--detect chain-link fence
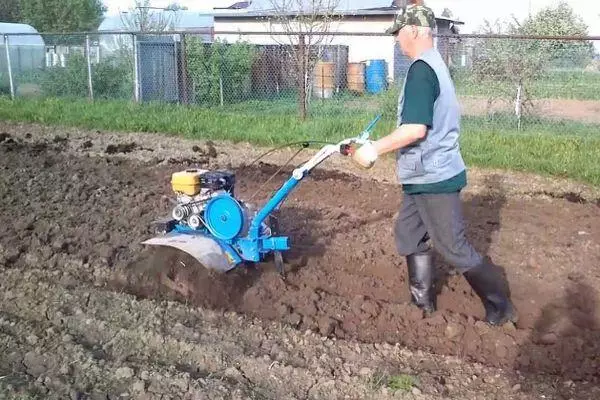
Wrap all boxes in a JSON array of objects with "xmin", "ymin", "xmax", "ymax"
[
  {"xmin": 1, "ymin": 33, "xmax": 133, "ymax": 100},
  {"xmin": 1, "ymin": 30, "xmax": 599, "ymax": 134},
  {"xmin": 448, "ymin": 34, "xmax": 600, "ymax": 134}
]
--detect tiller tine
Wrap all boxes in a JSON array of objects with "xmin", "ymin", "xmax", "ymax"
[{"xmin": 142, "ymin": 232, "xmax": 238, "ymax": 274}]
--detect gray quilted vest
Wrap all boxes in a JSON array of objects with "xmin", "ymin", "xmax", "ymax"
[{"xmin": 396, "ymin": 47, "xmax": 465, "ymax": 185}]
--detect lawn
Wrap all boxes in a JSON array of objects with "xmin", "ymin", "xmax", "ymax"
[{"xmin": 1, "ymin": 96, "xmax": 599, "ymax": 187}]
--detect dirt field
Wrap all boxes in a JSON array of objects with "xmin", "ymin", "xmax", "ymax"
[
  {"xmin": 460, "ymin": 96, "xmax": 600, "ymax": 124},
  {"xmin": 1, "ymin": 122, "xmax": 600, "ymax": 399}
]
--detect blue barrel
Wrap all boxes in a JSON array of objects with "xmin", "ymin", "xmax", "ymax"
[{"xmin": 365, "ymin": 59, "xmax": 388, "ymax": 94}]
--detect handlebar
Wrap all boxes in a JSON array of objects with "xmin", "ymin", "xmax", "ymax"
[
  {"xmin": 361, "ymin": 114, "xmax": 382, "ymax": 140},
  {"xmin": 292, "ymin": 114, "xmax": 382, "ymax": 179},
  {"xmin": 339, "ymin": 114, "xmax": 382, "ymax": 156},
  {"xmin": 251, "ymin": 114, "xmax": 383, "ymax": 236}
]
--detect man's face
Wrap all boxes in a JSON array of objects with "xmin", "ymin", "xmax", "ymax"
[{"xmin": 395, "ymin": 26, "xmax": 414, "ymax": 57}]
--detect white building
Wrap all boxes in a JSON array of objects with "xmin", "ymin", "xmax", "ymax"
[
  {"xmin": 97, "ymin": 11, "xmax": 214, "ymax": 55},
  {"xmin": 212, "ymin": 0, "xmax": 463, "ymax": 83}
]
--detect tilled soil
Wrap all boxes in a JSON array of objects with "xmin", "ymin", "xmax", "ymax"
[{"xmin": 1, "ymin": 123, "xmax": 600, "ymax": 399}]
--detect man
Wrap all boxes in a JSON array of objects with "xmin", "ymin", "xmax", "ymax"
[{"xmin": 351, "ymin": 1, "xmax": 518, "ymax": 326}]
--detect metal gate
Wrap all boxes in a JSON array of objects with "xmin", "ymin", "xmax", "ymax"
[{"xmin": 136, "ymin": 36, "xmax": 180, "ymax": 103}]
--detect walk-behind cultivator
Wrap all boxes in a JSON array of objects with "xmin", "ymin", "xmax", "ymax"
[{"xmin": 142, "ymin": 115, "xmax": 382, "ymax": 274}]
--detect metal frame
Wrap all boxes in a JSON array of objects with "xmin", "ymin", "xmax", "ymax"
[
  {"xmin": 3, "ymin": 35, "xmax": 15, "ymax": 99},
  {"xmin": 85, "ymin": 34, "xmax": 93, "ymax": 100},
  {"xmin": 132, "ymin": 33, "xmax": 140, "ymax": 102}
]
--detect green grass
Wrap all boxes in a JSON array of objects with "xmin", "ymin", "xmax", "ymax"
[
  {"xmin": 1, "ymin": 96, "xmax": 599, "ymax": 187},
  {"xmin": 387, "ymin": 374, "xmax": 419, "ymax": 392},
  {"xmin": 366, "ymin": 372, "xmax": 419, "ymax": 393},
  {"xmin": 0, "ymin": 96, "xmax": 389, "ymax": 145}
]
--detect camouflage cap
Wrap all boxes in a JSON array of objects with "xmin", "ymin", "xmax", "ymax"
[{"xmin": 385, "ymin": 4, "xmax": 437, "ymax": 35}]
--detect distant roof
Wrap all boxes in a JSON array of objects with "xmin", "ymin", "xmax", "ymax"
[
  {"xmin": 214, "ymin": 1, "xmax": 251, "ymax": 10},
  {"xmin": 98, "ymin": 11, "xmax": 214, "ymax": 32},
  {"xmin": 0, "ymin": 22, "xmax": 45, "ymax": 46},
  {"xmin": 212, "ymin": 0, "xmax": 463, "ymax": 23},
  {"xmin": 246, "ymin": 0, "xmax": 393, "ymax": 13}
]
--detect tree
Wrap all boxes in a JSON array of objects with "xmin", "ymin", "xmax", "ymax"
[
  {"xmin": 520, "ymin": 1, "xmax": 594, "ymax": 68},
  {"xmin": 18, "ymin": 0, "xmax": 106, "ymax": 32},
  {"xmin": 120, "ymin": 0, "xmax": 181, "ymax": 32},
  {"xmin": 0, "ymin": 0, "xmax": 21, "ymax": 23},
  {"xmin": 165, "ymin": 3, "xmax": 188, "ymax": 11},
  {"xmin": 472, "ymin": 18, "xmax": 546, "ymax": 128},
  {"xmin": 441, "ymin": 8, "xmax": 453, "ymax": 18},
  {"xmin": 186, "ymin": 38, "xmax": 257, "ymax": 106},
  {"xmin": 472, "ymin": 2, "xmax": 594, "ymax": 128},
  {"xmin": 264, "ymin": 0, "xmax": 342, "ymax": 120}
]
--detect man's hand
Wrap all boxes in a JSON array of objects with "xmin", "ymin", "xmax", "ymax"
[
  {"xmin": 352, "ymin": 141, "xmax": 378, "ymax": 169},
  {"xmin": 351, "ymin": 123, "xmax": 427, "ymax": 169}
]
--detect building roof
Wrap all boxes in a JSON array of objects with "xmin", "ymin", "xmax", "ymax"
[
  {"xmin": 212, "ymin": 0, "xmax": 463, "ymax": 23},
  {"xmin": 246, "ymin": 0, "xmax": 393, "ymax": 13},
  {"xmin": 214, "ymin": 1, "xmax": 251, "ymax": 10},
  {"xmin": 0, "ymin": 22, "xmax": 45, "ymax": 46},
  {"xmin": 98, "ymin": 11, "xmax": 214, "ymax": 32}
]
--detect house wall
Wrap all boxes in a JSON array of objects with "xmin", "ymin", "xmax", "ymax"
[{"xmin": 214, "ymin": 17, "xmax": 398, "ymax": 81}]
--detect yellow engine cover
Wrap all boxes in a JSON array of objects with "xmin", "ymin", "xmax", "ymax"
[{"xmin": 171, "ymin": 169, "xmax": 208, "ymax": 196}]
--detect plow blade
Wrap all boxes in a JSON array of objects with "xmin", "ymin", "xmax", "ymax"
[{"xmin": 142, "ymin": 232, "xmax": 238, "ymax": 273}]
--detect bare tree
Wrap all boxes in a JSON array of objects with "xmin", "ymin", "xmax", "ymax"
[
  {"xmin": 120, "ymin": 0, "xmax": 181, "ymax": 32},
  {"xmin": 111, "ymin": 0, "xmax": 182, "ymax": 98},
  {"xmin": 441, "ymin": 8, "xmax": 453, "ymax": 18},
  {"xmin": 264, "ymin": 0, "xmax": 342, "ymax": 120},
  {"xmin": 472, "ymin": 3, "xmax": 594, "ymax": 130}
]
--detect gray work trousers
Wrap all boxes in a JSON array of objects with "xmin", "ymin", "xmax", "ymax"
[{"xmin": 394, "ymin": 191, "xmax": 483, "ymax": 273}]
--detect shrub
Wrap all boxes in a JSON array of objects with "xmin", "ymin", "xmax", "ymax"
[
  {"xmin": 28, "ymin": 53, "xmax": 133, "ymax": 99},
  {"xmin": 186, "ymin": 38, "xmax": 257, "ymax": 105}
]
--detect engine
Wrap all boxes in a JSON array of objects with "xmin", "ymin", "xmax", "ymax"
[{"xmin": 170, "ymin": 169, "xmax": 236, "ymax": 230}]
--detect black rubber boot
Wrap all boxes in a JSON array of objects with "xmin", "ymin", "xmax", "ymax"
[
  {"xmin": 463, "ymin": 260, "xmax": 518, "ymax": 326},
  {"xmin": 406, "ymin": 250, "xmax": 436, "ymax": 315}
]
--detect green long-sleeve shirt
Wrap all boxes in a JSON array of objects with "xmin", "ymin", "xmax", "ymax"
[{"xmin": 399, "ymin": 60, "xmax": 466, "ymax": 195}]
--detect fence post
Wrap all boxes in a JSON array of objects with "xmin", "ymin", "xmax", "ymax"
[
  {"xmin": 298, "ymin": 34, "xmax": 307, "ymax": 120},
  {"xmin": 219, "ymin": 46, "xmax": 224, "ymax": 107},
  {"xmin": 132, "ymin": 33, "xmax": 140, "ymax": 103},
  {"xmin": 180, "ymin": 33, "xmax": 189, "ymax": 104},
  {"xmin": 85, "ymin": 34, "xmax": 94, "ymax": 101},
  {"xmin": 4, "ymin": 35, "xmax": 15, "ymax": 100}
]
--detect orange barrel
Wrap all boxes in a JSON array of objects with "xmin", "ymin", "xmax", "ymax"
[
  {"xmin": 313, "ymin": 61, "xmax": 335, "ymax": 98},
  {"xmin": 347, "ymin": 62, "xmax": 365, "ymax": 93}
]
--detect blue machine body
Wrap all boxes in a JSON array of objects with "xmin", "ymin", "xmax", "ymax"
[
  {"xmin": 171, "ymin": 173, "xmax": 301, "ymax": 269},
  {"xmin": 148, "ymin": 114, "xmax": 382, "ymax": 273}
]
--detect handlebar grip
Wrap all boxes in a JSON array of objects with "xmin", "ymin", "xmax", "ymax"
[{"xmin": 340, "ymin": 144, "xmax": 353, "ymax": 156}]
